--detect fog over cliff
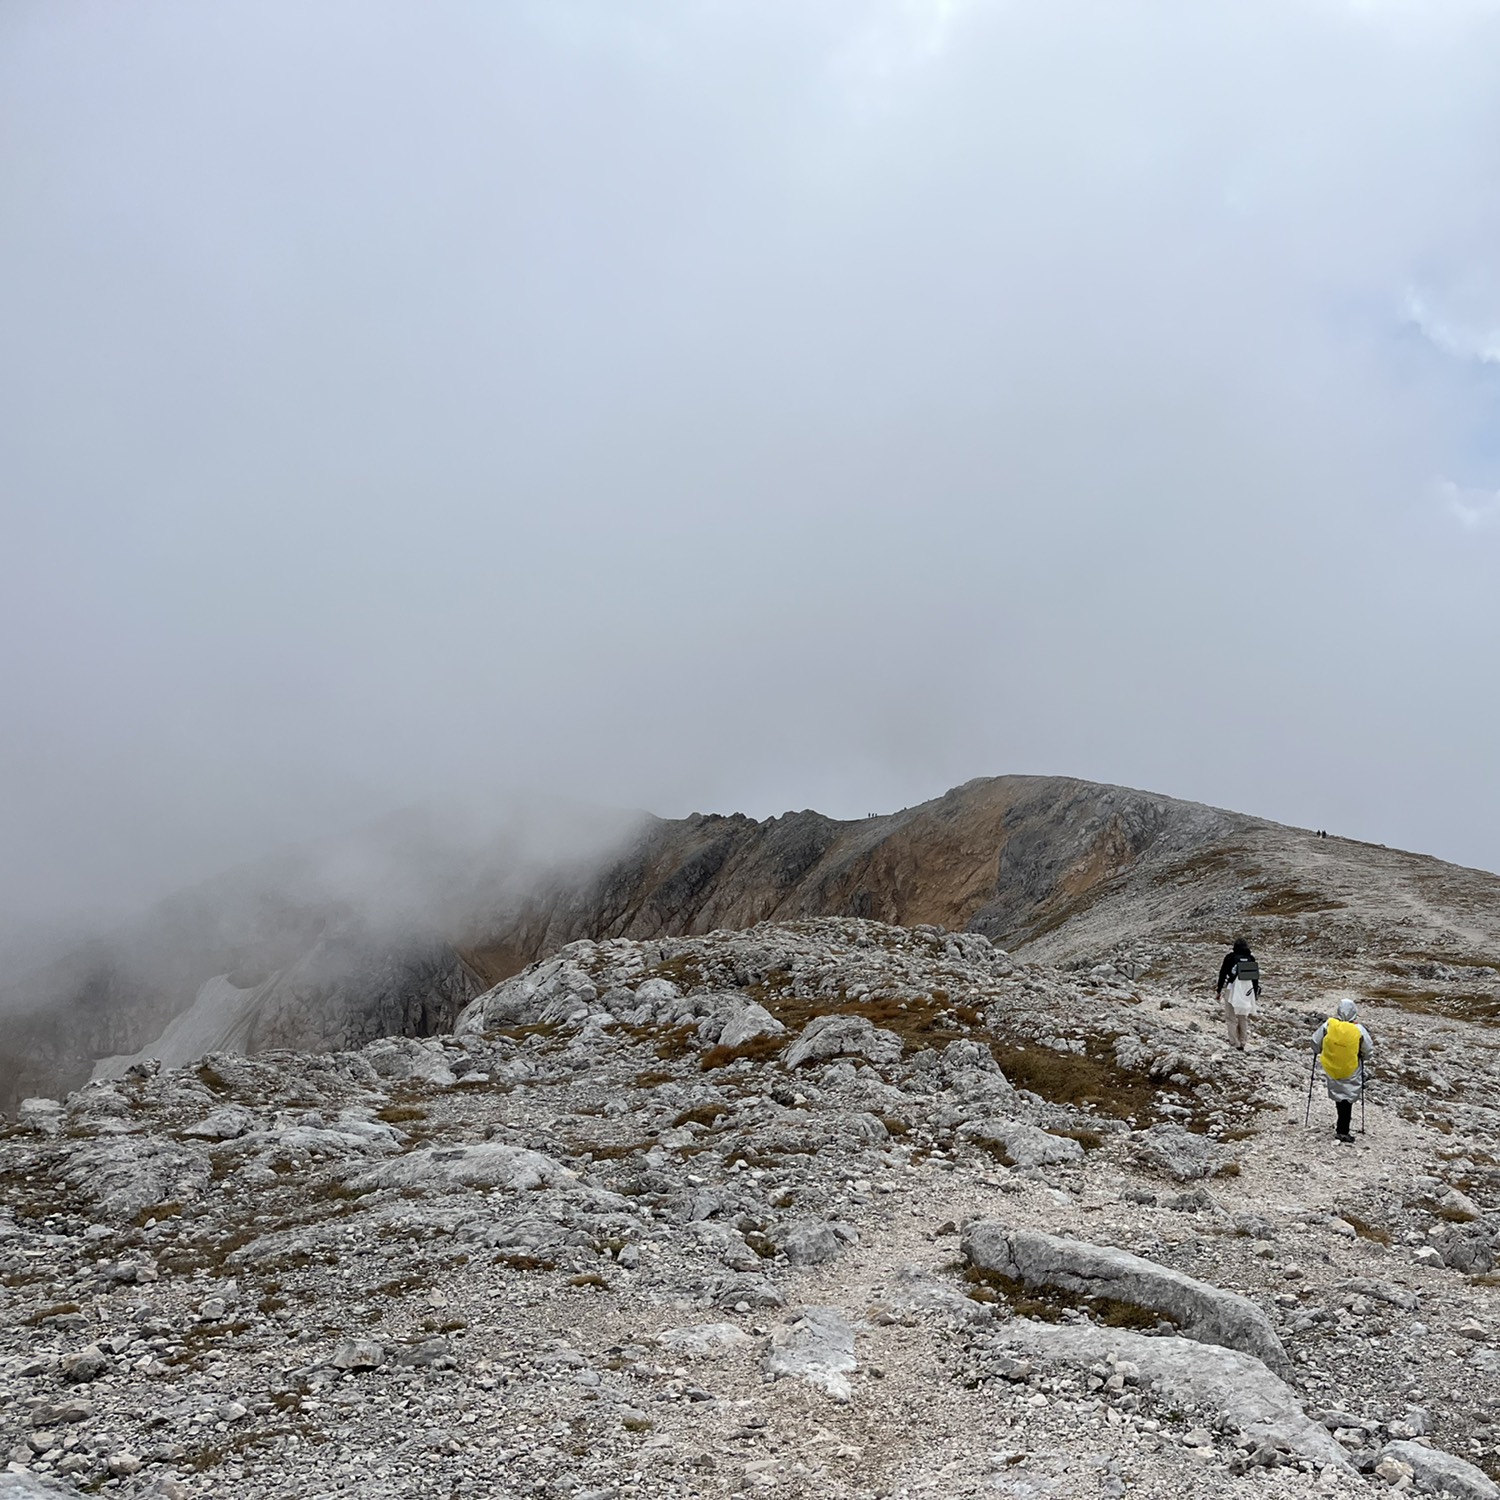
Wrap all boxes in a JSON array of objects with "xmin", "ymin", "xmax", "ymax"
[{"xmin": 3, "ymin": 0, "xmax": 1500, "ymax": 965}]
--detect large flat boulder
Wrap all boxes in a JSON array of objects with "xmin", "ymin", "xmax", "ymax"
[
  {"xmin": 994, "ymin": 1321, "xmax": 1350, "ymax": 1471},
  {"xmin": 1379, "ymin": 1440, "xmax": 1500, "ymax": 1500},
  {"xmin": 347, "ymin": 1142, "xmax": 568, "ymax": 1194},
  {"xmin": 962, "ymin": 1223, "xmax": 1290, "ymax": 1377}
]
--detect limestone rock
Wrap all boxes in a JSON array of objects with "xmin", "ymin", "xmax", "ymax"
[
  {"xmin": 1130, "ymin": 1123, "xmax": 1240, "ymax": 1182},
  {"xmin": 329, "ymin": 1338, "xmax": 385, "ymax": 1372},
  {"xmin": 181, "ymin": 1104, "xmax": 256, "ymax": 1139},
  {"xmin": 963, "ymin": 1223, "xmax": 1290, "ymax": 1376},
  {"xmin": 777, "ymin": 1218, "xmax": 848, "ymax": 1266},
  {"xmin": 993, "ymin": 1321, "xmax": 1349, "ymax": 1470},
  {"xmin": 965, "ymin": 1121, "xmax": 1083, "ymax": 1168},
  {"xmin": 763, "ymin": 1306, "xmax": 858, "ymax": 1400},
  {"xmin": 0, "ymin": 1474, "xmax": 85, "ymax": 1498},
  {"xmin": 784, "ymin": 1015, "xmax": 903, "ymax": 1070},
  {"xmin": 1378, "ymin": 1439, "xmax": 1500, "ymax": 1499},
  {"xmin": 17, "ymin": 1098, "xmax": 64, "ymax": 1135},
  {"xmin": 59, "ymin": 1135, "xmax": 213, "ymax": 1222},
  {"xmin": 655, "ymin": 1323, "xmax": 752, "ymax": 1357},
  {"xmin": 347, "ymin": 1141, "xmax": 568, "ymax": 1193}
]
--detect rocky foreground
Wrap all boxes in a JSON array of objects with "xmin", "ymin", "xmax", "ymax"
[{"xmin": 3, "ymin": 918, "xmax": 1499, "ymax": 1499}]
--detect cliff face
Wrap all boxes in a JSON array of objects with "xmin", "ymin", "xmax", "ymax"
[{"xmin": 457, "ymin": 776, "xmax": 1237, "ymax": 985}]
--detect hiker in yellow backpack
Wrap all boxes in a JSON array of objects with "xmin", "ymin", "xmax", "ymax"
[{"xmin": 1311, "ymin": 998, "xmax": 1373, "ymax": 1144}]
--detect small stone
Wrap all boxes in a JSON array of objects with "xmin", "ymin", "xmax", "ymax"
[
  {"xmin": 329, "ymin": 1338, "xmax": 384, "ymax": 1372},
  {"xmin": 107, "ymin": 1452, "xmax": 143, "ymax": 1477},
  {"xmin": 60, "ymin": 1345, "xmax": 110, "ymax": 1384}
]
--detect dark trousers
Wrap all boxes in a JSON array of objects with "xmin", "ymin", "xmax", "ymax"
[{"xmin": 1335, "ymin": 1100, "xmax": 1353, "ymax": 1135}]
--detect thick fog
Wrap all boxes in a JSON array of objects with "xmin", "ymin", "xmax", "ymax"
[{"xmin": 3, "ymin": 0, "xmax": 1499, "ymax": 965}]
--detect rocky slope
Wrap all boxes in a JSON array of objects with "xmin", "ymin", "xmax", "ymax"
[
  {"xmin": 3, "ymin": 918, "xmax": 1499, "ymax": 1499},
  {"xmin": 10, "ymin": 775, "xmax": 1500, "ymax": 1115}
]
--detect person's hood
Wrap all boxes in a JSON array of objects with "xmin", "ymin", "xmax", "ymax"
[{"xmin": 1335, "ymin": 998, "xmax": 1358, "ymax": 1022}]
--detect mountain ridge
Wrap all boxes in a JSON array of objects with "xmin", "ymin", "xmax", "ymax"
[{"xmin": 4, "ymin": 773, "xmax": 1498, "ymax": 1112}]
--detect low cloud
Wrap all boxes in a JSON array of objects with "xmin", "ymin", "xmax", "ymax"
[{"xmin": 3, "ymin": 0, "xmax": 1500, "ymax": 965}]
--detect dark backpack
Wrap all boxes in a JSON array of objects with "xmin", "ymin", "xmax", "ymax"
[{"xmin": 1232, "ymin": 956, "xmax": 1259, "ymax": 986}]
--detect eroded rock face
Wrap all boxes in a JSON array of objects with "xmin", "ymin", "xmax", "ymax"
[{"xmin": 962, "ymin": 1223, "xmax": 1290, "ymax": 1376}]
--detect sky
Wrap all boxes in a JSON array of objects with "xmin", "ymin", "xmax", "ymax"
[{"xmin": 3, "ymin": 0, "xmax": 1500, "ymax": 961}]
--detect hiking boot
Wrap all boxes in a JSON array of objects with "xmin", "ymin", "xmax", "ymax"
[{"xmin": 1336, "ymin": 1131, "xmax": 1355, "ymax": 1144}]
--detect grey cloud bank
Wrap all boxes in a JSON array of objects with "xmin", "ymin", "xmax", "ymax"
[{"xmin": 2, "ymin": 0, "xmax": 1498, "ymax": 963}]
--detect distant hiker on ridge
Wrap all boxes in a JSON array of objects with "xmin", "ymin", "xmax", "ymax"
[
  {"xmin": 1311, "ymin": 999, "xmax": 1372, "ymax": 1144},
  {"xmin": 1215, "ymin": 938, "xmax": 1260, "ymax": 1051}
]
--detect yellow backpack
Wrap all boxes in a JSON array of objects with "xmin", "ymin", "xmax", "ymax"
[{"xmin": 1320, "ymin": 1017, "xmax": 1361, "ymax": 1080}]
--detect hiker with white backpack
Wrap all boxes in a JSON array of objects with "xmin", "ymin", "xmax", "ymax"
[
  {"xmin": 1310, "ymin": 998, "xmax": 1373, "ymax": 1144},
  {"xmin": 1215, "ymin": 938, "xmax": 1261, "ymax": 1051}
]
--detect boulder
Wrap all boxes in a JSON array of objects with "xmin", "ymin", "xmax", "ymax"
[
  {"xmin": 59, "ymin": 1136, "xmax": 213, "ymax": 1222},
  {"xmin": 17, "ymin": 1098, "xmax": 64, "ymax": 1135},
  {"xmin": 329, "ymin": 1338, "xmax": 385, "ymax": 1372},
  {"xmin": 347, "ymin": 1142, "xmax": 568, "ymax": 1194},
  {"xmin": 455, "ymin": 957, "xmax": 600, "ymax": 1033},
  {"xmin": 994, "ymin": 1321, "xmax": 1349, "ymax": 1470},
  {"xmin": 0, "ymin": 1475, "xmax": 85, "ymax": 1498},
  {"xmin": 763, "ymin": 1306, "xmax": 858, "ymax": 1400},
  {"xmin": 712, "ymin": 1000, "xmax": 785, "ymax": 1051},
  {"xmin": 1130, "ymin": 1122, "xmax": 1240, "ymax": 1182},
  {"xmin": 181, "ymin": 1105, "xmax": 256, "ymax": 1140},
  {"xmin": 360, "ymin": 1037, "xmax": 457, "ymax": 1087},
  {"xmin": 1378, "ymin": 1440, "xmax": 1500, "ymax": 1500},
  {"xmin": 784, "ymin": 1015, "xmax": 903, "ymax": 1070},
  {"xmin": 777, "ymin": 1219, "xmax": 847, "ymax": 1267},
  {"xmin": 964, "ymin": 1121, "xmax": 1083, "ymax": 1168},
  {"xmin": 60, "ymin": 1345, "xmax": 110, "ymax": 1384},
  {"xmin": 1432, "ymin": 1221, "xmax": 1497, "ymax": 1275},
  {"xmin": 962, "ymin": 1223, "xmax": 1289, "ymax": 1376}
]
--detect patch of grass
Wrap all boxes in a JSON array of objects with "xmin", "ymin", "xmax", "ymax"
[
  {"xmin": 702, "ymin": 1034, "xmax": 785, "ymax": 1070},
  {"xmin": 1339, "ymin": 1212, "xmax": 1392, "ymax": 1246},
  {"xmin": 566, "ymin": 1273, "xmax": 608, "ymax": 1290},
  {"xmin": 376, "ymin": 1105, "xmax": 427, "ymax": 1123},
  {"xmin": 492, "ymin": 1252, "xmax": 556, "ymax": 1272},
  {"xmin": 989, "ymin": 1040, "xmax": 1183, "ymax": 1126},
  {"xmin": 575, "ymin": 1140, "xmax": 654, "ymax": 1162},
  {"xmin": 1244, "ymin": 885, "xmax": 1345, "ymax": 917},
  {"xmin": 672, "ymin": 1105, "xmax": 728, "ymax": 1129},
  {"xmin": 1051, "ymin": 1128, "xmax": 1105, "ymax": 1151},
  {"xmin": 633, "ymin": 1070, "xmax": 676, "ymax": 1089},
  {"xmin": 23, "ymin": 1302, "xmax": 82, "ymax": 1326},
  {"xmin": 131, "ymin": 1201, "xmax": 183, "ymax": 1227},
  {"xmin": 879, "ymin": 1115, "xmax": 910, "ymax": 1137},
  {"xmin": 1363, "ymin": 987, "xmax": 1500, "ymax": 1024},
  {"xmin": 196, "ymin": 1063, "xmax": 233, "ymax": 1095}
]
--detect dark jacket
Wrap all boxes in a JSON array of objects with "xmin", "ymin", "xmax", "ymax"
[{"xmin": 1217, "ymin": 948, "xmax": 1261, "ymax": 999}]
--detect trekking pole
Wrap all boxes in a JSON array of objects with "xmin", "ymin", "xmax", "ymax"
[
  {"xmin": 1304, "ymin": 1060, "xmax": 1317, "ymax": 1127},
  {"xmin": 1360, "ymin": 1068, "xmax": 1367, "ymax": 1136}
]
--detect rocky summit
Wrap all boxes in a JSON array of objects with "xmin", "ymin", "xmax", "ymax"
[{"xmin": 4, "ymin": 914, "xmax": 1500, "ymax": 1499}]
